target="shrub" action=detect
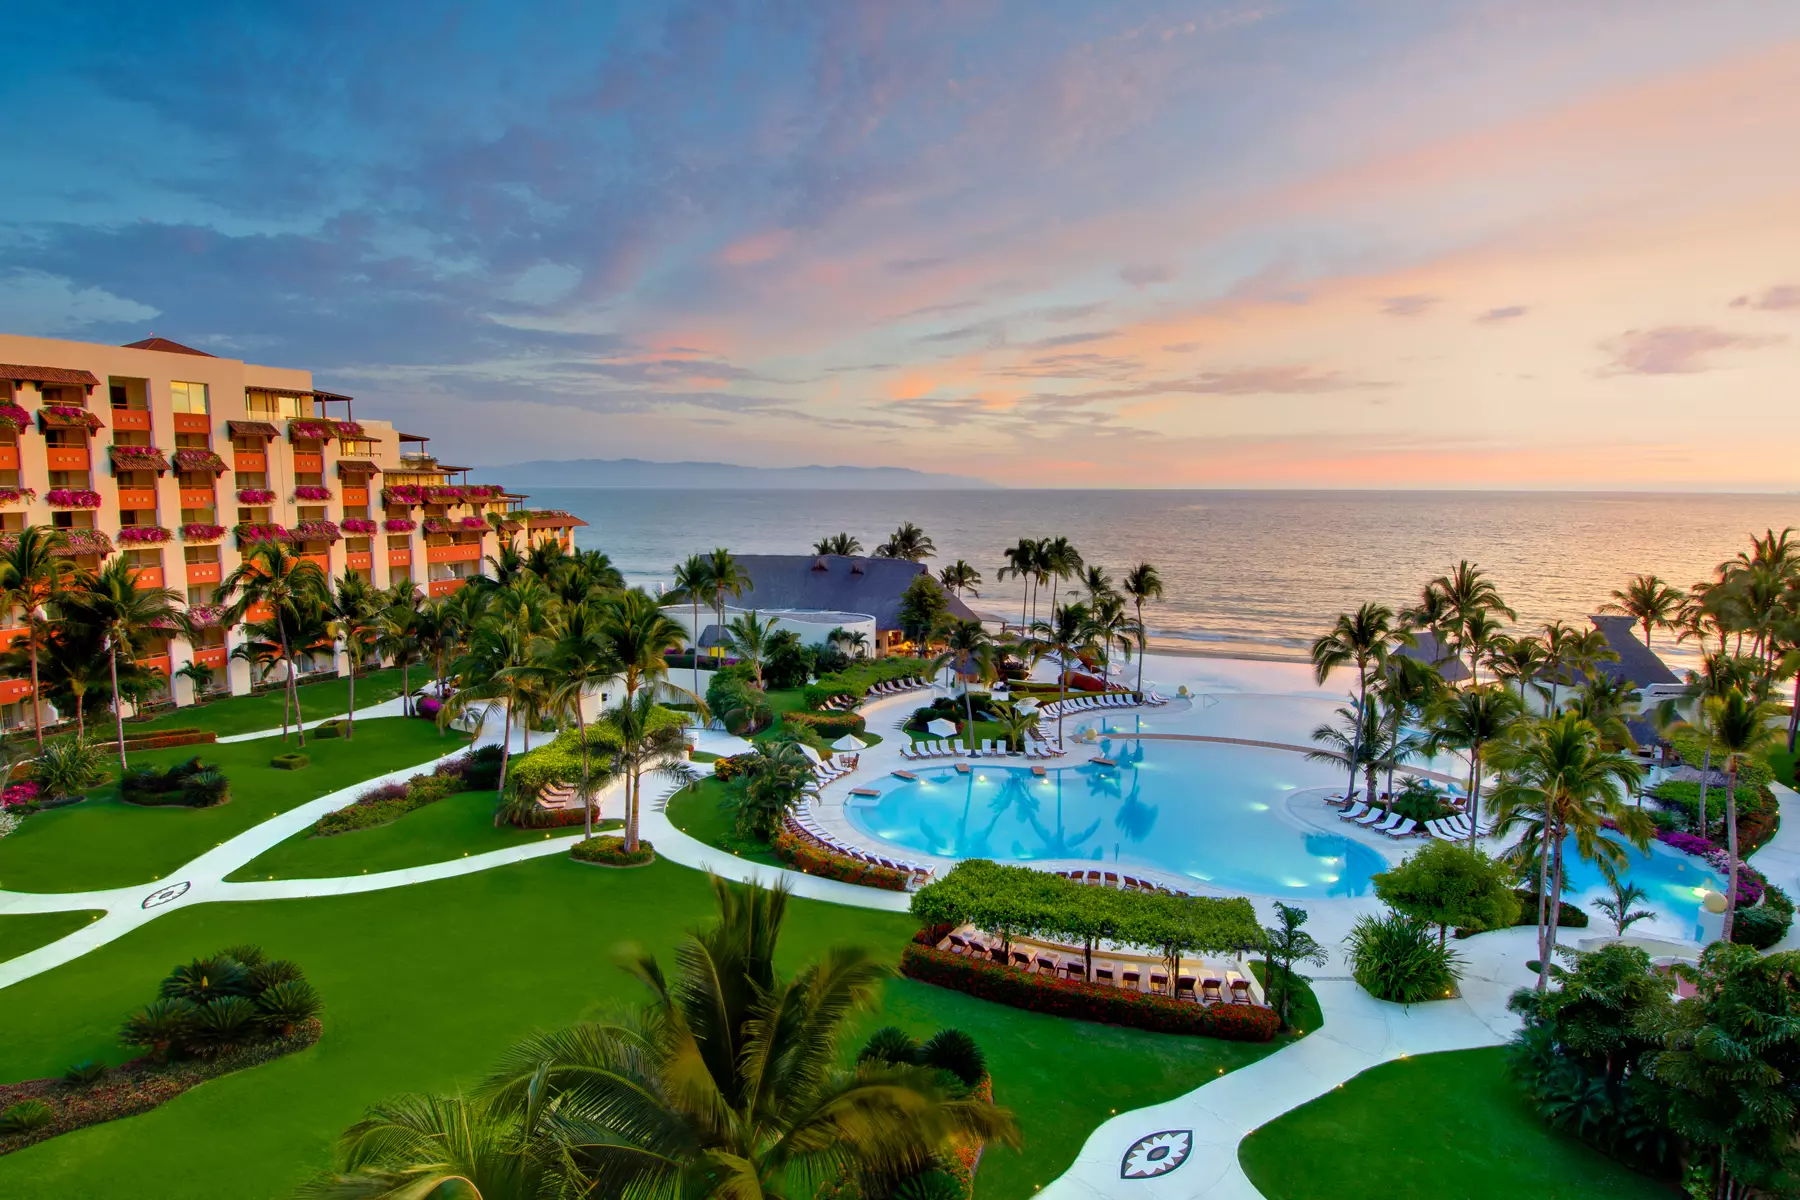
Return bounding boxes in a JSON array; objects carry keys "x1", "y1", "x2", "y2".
[
  {"x1": 185, "y1": 996, "x2": 262, "y2": 1057},
  {"x1": 312, "y1": 719, "x2": 345, "y2": 739},
  {"x1": 893, "y1": 1171, "x2": 964, "y2": 1200},
  {"x1": 1372, "y1": 840, "x2": 1519, "y2": 943},
  {"x1": 1498, "y1": 888, "x2": 1590, "y2": 931},
  {"x1": 461, "y1": 743, "x2": 504, "y2": 791},
  {"x1": 709, "y1": 674, "x2": 771, "y2": 735},
  {"x1": 256, "y1": 980, "x2": 324, "y2": 1036},
  {"x1": 119, "y1": 730, "x2": 218, "y2": 751},
  {"x1": 248, "y1": 959, "x2": 304, "y2": 991},
  {"x1": 1732, "y1": 905, "x2": 1790, "y2": 950},
  {"x1": 270, "y1": 753, "x2": 309, "y2": 770},
  {"x1": 780, "y1": 709, "x2": 867, "y2": 737},
  {"x1": 803, "y1": 656, "x2": 934, "y2": 710},
  {"x1": 1345, "y1": 913, "x2": 1464, "y2": 1004},
  {"x1": 120, "y1": 998, "x2": 198, "y2": 1061},
  {"x1": 772, "y1": 832, "x2": 911, "y2": 891},
  {"x1": 62, "y1": 1060, "x2": 106, "y2": 1086},
  {"x1": 859, "y1": 1026, "x2": 920, "y2": 1067},
  {"x1": 920, "y1": 1029, "x2": 986, "y2": 1088},
  {"x1": 161, "y1": 955, "x2": 251, "y2": 1004},
  {"x1": 31, "y1": 736, "x2": 108, "y2": 803},
  {"x1": 711, "y1": 753, "x2": 754, "y2": 783},
  {"x1": 0, "y1": 1099, "x2": 54, "y2": 1134},
  {"x1": 311, "y1": 770, "x2": 458, "y2": 836},
  {"x1": 570, "y1": 834, "x2": 654, "y2": 866},
  {"x1": 898, "y1": 944, "x2": 1280, "y2": 1041},
  {"x1": 179, "y1": 770, "x2": 231, "y2": 808}
]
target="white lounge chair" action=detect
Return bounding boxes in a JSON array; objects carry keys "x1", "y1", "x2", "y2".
[
  {"x1": 1383, "y1": 817, "x2": 1418, "y2": 839},
  {"x1": 1338, "y1": 801, "x2": 1369, "y2": 821},
  {"x1": 1368, "y1": 811, "x2": 1404, "y2": 834},
  {"x1": 1353, "y1": 806, "x2": 1387, "y2": 827}
]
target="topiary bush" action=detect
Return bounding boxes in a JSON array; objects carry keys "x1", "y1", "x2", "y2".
[
  {"x1": 270, "y1": 753, "x2": 309, "y2": 770},
  {"x1": 120, "y1": 945, "x2": 324, "y2": 1063},
  {"x1": 1345, "y1": 912, "x2": 1464, "y2": 1005},
  {"x1": 312, "y1": 718, "x2": 346, "y2": 739},
  {"x1": 570, "y1": 834, "x2": 655, "y2": 867}
]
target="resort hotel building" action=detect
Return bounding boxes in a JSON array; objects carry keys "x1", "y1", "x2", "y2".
[{"x1": 0, "y1": 332, "x2": 585, "y2": 726}]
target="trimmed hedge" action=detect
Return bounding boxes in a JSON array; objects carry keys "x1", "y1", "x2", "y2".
[
  {"x1": 898, "y1": 942, "x2": 1279, "y2": 1041},
  {"x1": 120, "y1": 759, "x2": 229, "y2": 809},
  {"x1": 570, "y1": 835, "x2": 654, "y2": 866},
  {"x1": 270, "y1": 754, "x2": 309, "y2": 771},
  {"x1": 312, "y1": 719, "x2": 346, "y2": 739},
  {"x1": 780, "y1": 709, "x2": 866, "y2": 737},
  {"x1": 118, "y1": 731, "x2": 218, "y2": 752},
  {"x1": 802, "y1": 656, "x2": 933, "y2": 711},
  {"x1": 772, "y1": 832, "x2": 911, "y2": 891}
]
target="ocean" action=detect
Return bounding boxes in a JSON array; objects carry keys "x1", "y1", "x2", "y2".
[{"x1": 506, "y1": 488, "x2": 1799, "y2": 668}]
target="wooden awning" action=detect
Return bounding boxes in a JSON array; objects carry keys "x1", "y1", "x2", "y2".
[
  {"x1": 0, "y1": 364, "x2": 99, "y2": 388},
  {"x1": 109, "y1": 446, "x2": 170, "y2": 473},
  {"x1": 245, "y1": 384, "x2": 312, "y2": 399},
  {"x1": 336, "y1": 459, "x2": 382, "y2": 477},
  {"x1": 526, "y1": 510, "x2": 587, "y2": 529},
  {"x1": 227, "y1": 420, "x2": 280, "y2": 440},
  {"x1": 172, "y1": 448, "x2": 229, "y2": 475},
  {"x1": 37, "y1": 407, "x2": 105, "y2": 431}
]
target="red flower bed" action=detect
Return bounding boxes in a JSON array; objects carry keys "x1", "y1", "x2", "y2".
[
  {"x1": 772, "y1": 832, "x2": 910, "y2": 891},
  {"x1": 171, "y1": 448, "x2": 227, "y2": 473},
  {"x1": 898, "y1": 943, "x2": 1280, "y2": 1041},
  {"x1": 382, "y1": 484, "x2": 425, "y2": 506},
  {"x1": 287, "y1": 419, "x2": 335, "y2": 441},
  {"x1": 340, "y1": 517, "x2": 378, "y2": 534},
  {"x1": 46, "y1": 488, "x2": 101, "y2": 508},
  {"x1": 293, "y1": 485, "x2": 332, "y2": 501},
  {"x1": 459, "y1": 516, "x2": 487, "y2": 530},
  {"x1": 383, "y1": 518, "x2": 416, "y2": 533},
  {"x1": 0, "y1": 487, "x2": 37, "y2": 505},
  {"x1": 182, "y1": 523, "x2": 226, "y2": 541},
  {"x1": 334, "y1": 420, "x2": 366, "y2": 438},
  {"x1": 116, "y1": 526, "x2": 171, "y2": 544},
  {"x1": 0, "y1": 402, "x2": 29, "y2": 430},
  {"x1": 236, "y1": 488, "x2": 277, "y2": 504}
]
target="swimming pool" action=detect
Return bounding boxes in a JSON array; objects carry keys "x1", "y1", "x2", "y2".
[
  {"x1": 1558, "y1": 835, "x2": 1725, "y2": 942},
  {"x1": 846, "y1": 738, "x2": 1391, "y2": 898}
]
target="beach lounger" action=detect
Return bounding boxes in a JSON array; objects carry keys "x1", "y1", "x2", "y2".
[
  {"x1": 1338, "y1": 801, "x2": 1369, "y2": 821},
  {"x1": 1353, "y1": 806, "x2": 1386, "y2": 827},
  {"x1": 982, "y1": 739, "x2": 999, "y2": 756},
  {"x1": 1036, "y1": 954, "x2": 1059, "y2": 975},
  {"x1": 1122, "y1": 969, "x2": 1141, "y2": 991},
  {"x1": 1383, "y1": 817, "x2": 1418, "y2": 839},
  {"x1": 1149, "y1": 972, "x2": 1169, "y2": 995},
  {"x1": 1368, "y1": 811, "x2": 1404, "y2": 834},
  {"x1": 1175, "y1": 977, "x2": 1197, "y2": 1002},
  {"x1": 1229, "y1": 977, "x2": 1253, "y2": 1004},
  {"x1": 1201, "y1": 977, "x2": 1225, "y2": 1003}
]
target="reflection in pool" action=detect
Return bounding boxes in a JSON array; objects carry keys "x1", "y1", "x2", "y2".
[{"x1": 845, "y1": 739, "x2": 1390, "y2": 898}]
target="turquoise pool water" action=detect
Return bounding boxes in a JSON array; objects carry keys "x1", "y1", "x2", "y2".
[
  {"x1": 1558, "y1": 835, "x2": 1725, "y2": 941},
  {"x1": 846, "y1": 738, "x2": 1390, "y2": 897}
]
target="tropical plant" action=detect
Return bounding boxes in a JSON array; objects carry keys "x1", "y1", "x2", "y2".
[
  {"x1": 173, "y1": 659, "x2": 216, "y2": 699},
  {"x1": 721, "y1": 608, "x2": 777, "y2": 689},
  {"x1": 0, "y1": 1099, "x2": 55, "y2": 1134},
  {"x1": 1488, "y1": 714, "x2": 1649, "y2": 992},
  {"x1": 1344, "y1": 912, "x2": 1464, "y2": 1005},
  {"x1": 1429, "y1": 561, "x2": 1516, "y2": 678},
  {"x1": 216, "y1": 542, "x2": 330, "y2": 746},
  {"x1": 1706, "y1": 688, "x2": 1780, "y2": 941},
  {"x1": 604, "y1": 689, "x2": 697, "y2": 854},
  {"x1": 521, "y1": 601, "x2": 624, "y2": 839},
  {"x1": 935, "y1": 618, "x2": 996, "y2": 751},
  {"x1": 373, "y1": 592, "x2": 423, "y2": 718},
  {"x1": 896, "y1": 574, "x2": 950, "y2": 647},
  {"x1": 1310, "y1": 603, "x2": 1403, "y2": 803},
  {"x1": 996, "y1": 537, "x2": 1041, "y2": 630},
  {"x1": 1120, "y1": 562, "x2": 1164, "y2": 696},
  {"x1": 1594, "y1": 872, "x2": 1656, "y2": 937},
  {"x1": 31, "y1": 735, "x2": 108, "y2": 804},
  {"x1": 0, "y1": 525, "x2": 75, "y2": 751},
  {"x1": 1306, "y1": 702, "x2": 1382, "y2": 808},
  {"x1": 1604, "y1": 574, "x2": 1684, "y2": 650},
  {"x1": 669, "y1": 552, "x2": 714, "y2": 703},
  {"x1": 186, "y1": 995, "x2": 262, "y2": 1057},
  {"x1": 256, "y1": 979, "x2": 324, "y2": 1037},
  {"x1": 1021, "y1": 602, "x2": 1100, "y2": 742},
  {"x1": 322, "y1": 572, "x2": 379, "y2": 740},
  {"x1": 727, "y1": 739, "x2": 813, "y2": 842},
  {"x1": 706, "y1": 547, "x2": 751, "y2": 662},
  {"x1": 876, "y1": 521, "x2": 936, "y2": 562},
  {"x1": 120, "y1": 998, "x2": 197, "y2": 1062},
  {"x1": 1426, "y1": 683, "x2": 1524, "y2": 844},
  {"x1": 937, "y1": 559, "x2": 982, "y2": 599},
  {"x1": 1261, "y1": 902, "x2": 1328, "y2": 1030},
  {"x1": 814, "y1": 532, "x2": 863, "y2": 556},
  {"x1": 59, "y1": 555, "x2": 184, "y2": 770},
  {"x1": 1372, "y1": 839, "x2": 1520, "y2": 947}
]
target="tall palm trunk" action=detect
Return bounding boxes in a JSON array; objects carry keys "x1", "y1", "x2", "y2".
[
  {"x1": 282, "y1": 623, "x2": 307, "y2": 747},
  {"x1": 1722, "y1": 769, "x2": 1741, "y2": 942},
  {"x1": 1696, "y1": 744, "x2": 1712, "y2": 838},
  {"x1": 1536, "y1": 820, "x2": 1564, "y2": 993},
  {"x1": 964, "y1": 685, "x2": 976, "y2": 754},
  {"x1": 1134, "y1": 598, "x2": 1146, "y2": 696},
  {"x1": 1465, "y1": 747, "x2": 1484, "y2": 849},
  {"x1": 1787, "y1": 673, "x2": 1798, "y2": 754},
  {"x1": 28, "y1": 631, "x2": 42, "y2": 752},
  {"x1": 496, "y1": 705, "x2": 512, "y2": 800},
  {"x1": 1018, "y1": 585, "x2": 1028, "y2": 634},
  {"x1": 1344, "y1": 665, "x2": 1368, "y2": 801},
  {"x1": 576, "y1": 707, "x2": 593, "y2": 840},
  {"x1": 400, "y1": 656, "x2": 411, "y2": 718},
  {"x1": 623, "y1": 768, "x2": 639, "y2": 853},
  {"x1": 691, "y1": 594, "x2": 701, "y2": 705},
  {"x1": 109, "y1": 643, "x2": 126, "y2": 771},
  {"x1": 345, "y1": 641, "x2": 356, "y2": 740}
]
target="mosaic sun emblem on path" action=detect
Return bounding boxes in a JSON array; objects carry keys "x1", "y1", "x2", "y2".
[
  {"x1": 1120, "y1": 1129, "x2": 1193, "y2": 1179},
  {"x1": 141, "y1": 881, "x2": 192, "y2": 910}
]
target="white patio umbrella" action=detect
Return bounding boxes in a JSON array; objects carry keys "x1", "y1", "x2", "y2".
[
  {"x1": 832, "y1": 733, "x2": 868, "y2": 752},
  {"x1": 926, "y1": 717, "x2": 958, "y2": 737},
  {"x1": 797, "y1": 743, "x2": 824, "y2": 765}
]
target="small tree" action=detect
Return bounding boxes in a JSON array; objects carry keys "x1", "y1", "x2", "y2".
[
  {"x1": 1372, "y1": 838, "x2": 1521, "y2": 948},
  {"x1": 1594, "y1": 869, "x2": 1655, "y2": 938},
  {"x1": 896, "y1": 574, "x2": 950, "y2": 648},
  {"x1": 1262, "y1": 901, "x2": 1328, "y2": 1030}
]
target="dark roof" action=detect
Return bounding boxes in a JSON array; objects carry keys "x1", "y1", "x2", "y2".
[
  {"x1": 0, "y1": 363, "x2": 100, "y2": 387},
  {"x1": 696, "y1": 624, "x2": 729, "y2": 649},
  {"x1": 1394, "y1": 631, "x2": 1471, "y2": 682},
  {"x1": 122, "y1": 336, "x2": 215, "y2": 357},
  {"x1": 246, "y1": 384, "x2": 312, "y2": 398},
  {"x1": 336, "y1": 459, "x2": 382, "y2": 477},
  {"x1": 1587, "y1": 615, "x2": 1679, "y2": 687},
  {"x1": 227, "y1": 419, "x2": 280, "y2": 439},
  {"x1": 722, "y1": 554, "x2": 977, "y2": 631},
  {"x1": 312, "y1": 389, "x2": 354, "y2": 403},
  {"x1": 1624, "y1": 717, "x2": 1663, "y2": 748}
]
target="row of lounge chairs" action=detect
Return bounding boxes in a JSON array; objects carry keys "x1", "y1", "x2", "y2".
[
  {"x1": 1426, "y1": 813, "x2": 1491, "y2": 839},
  {"x1": 939, "y1": 934, "x2": 1257, "y2": 1004},
  {"x1": 899, "y1": 740, "x2": 965, "y2": 760},
  {"x1": 782, "y1": 811, "x2": 933, "y2": 886},
  {"x1": 1023, "y1": 737, "x2": 1064, "y2": 758},
  {"x1": 1036, "y1": 691, "x2": 1162, "y2": 719},
  {"x1": 818, "y1": 676, "x2": 934, "y2": 713},
  {"x1": 1335, "y1": 800, "x2": 1421, "y2": 839},
  {"x1": 1045, "y1": 867, "x2": 1194, "y2": 896}
]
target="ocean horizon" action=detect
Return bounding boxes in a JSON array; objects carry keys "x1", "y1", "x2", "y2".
[{"x1": 495, "y1": 486, "x2": 1800, "y2": 668}]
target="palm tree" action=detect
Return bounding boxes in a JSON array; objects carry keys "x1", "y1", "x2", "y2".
[
  {"x1": 1707, "y1": 689, "x2": 1779, "y2": 942},
  {"x1": 172, "y1": 659, "x2": 215, "y2": 701},
  {"x1": 1089, "y1": 593, "x2": 1138, "y2": 683},
  {"x1": 1079, "y1": 564, "x2": 1114, "y2": 605},
  {"x1": 1427, "y1": 684, "x2": 1525, "y2": 846},
  {"x1": 1307, "y1": 703, "x2": 1382, "y2": 807},
  {"x1": 937, "y1": 559, "x2": 982, "y2": 599},
  {"x1": 1565, "y1": 675, "x2": 1640, "y2": 750},
  {"x1": 996, "y1": 538, "x2": 1040, "y2": 632},
  {"x1": 875, "y1": 521, "x2": 935, "y2": 562},
  {"x1": 1430, "y1": 562, "x2": 1514, "y2": 679},
  {"x1": 442, "y1": 615, "x2": 533, "y2": 797},
  {"x1": 1485, "y1": 633, "x2": 1548, "y2": 705},
  {"x1": 1539, "y1": 620, "x2": 1607, "y2": 711},
  {"x1": 1488, "y1": 714, "x2": 1649, "y2": 992},
  {"x1": 814, "y1": 532, "x2": 862, "y2": 556},
  {"x1": 323, "y1": 572, "x2": 378, "y2": 740},
  {"x1": 1038, "y1": 536, "x2": 1084, "y2": 608},
  {"x1": 1120, "y1": 563, "x2": 1164, "y2": 697},
  {"x1": 669, "y1": 553, "x2": 713, "y2": 703},
  {"x1": 1310, "y1": 603, "x2": 1403, "y2": 802},
  {"x1": 1022, "y1": 603, "x2": 1100, "y2": 743},
  {"x1": 1457, "y1": 608, "x2": 1504, "y2": 687},
  {"x1": 520, "y1": 602, "x2": 624, "y2": 840},
  {"x1": 936, "y1": 619, "x2": 995, "y2": 752},
  {"x1": 374, "y1": 595, "x2": 423, "y2": 719},
  {"x1": 598, "y1": 588, "x2": 691, "y2": 702},
  {"x1": 0, "y1": 526, "x2": 75, "y2": 751},
  {"x1": 217, "y1": 542, "x2": 329, "y2": 747},
  {"x1": 721, "y1": 609, "x2": 777, "y2": 689},
  {"x1": 605, "y1": 688, "x2": 697, "y2": 854},
  {"x1": 706, "y1": 548, "x2": 750, "y2": 663},
  {"x1": 61, "y1": 556, "x2": 183, "y2": 770},
  {"x1": 1604, "y1": 574, "x2": 1683, "y2": 650},
  {"x1": 1657, "y1": 652, "x2": 1751, "y2": 839}
]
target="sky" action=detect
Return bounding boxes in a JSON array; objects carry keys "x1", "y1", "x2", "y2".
[{"x1": 3, "y1": 1, "x2": 1799, "y2": 490}]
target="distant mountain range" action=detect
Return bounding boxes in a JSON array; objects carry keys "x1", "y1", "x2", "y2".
[{"x1": 473, "y1": 458, "x2": 998, "y2": 490}]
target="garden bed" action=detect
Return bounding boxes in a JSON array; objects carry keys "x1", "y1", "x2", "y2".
[
  {"x1": 772, "y1": 831, "x2": 911, "y2": 891},
  {"x1": 570, "y1": 834, "x2": 654, "y2": 867}
]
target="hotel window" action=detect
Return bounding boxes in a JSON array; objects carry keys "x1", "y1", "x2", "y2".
[
  {"x1": 180, "y1": 506, "x2": 217, "y2": 526},
  {"x1": 387, "y1": 534, "x2": 410, "y2": 551},
  {"x1": 119, "y1": 509, "x2": 157, "y2": 529},
  {"x1": 40, "y1": 385, "x2": 85, "y2": 408},
  {"x1": 109, "y1": 378, "x2": 149, "y2": 410},
  {"x1": 0, "y1": 469, "x2": 18, "y2": 489},
  {"x1": 170, "y1": 381, "x2": 210, "y2": 414},
  {"x1": 339, "y1": 437, "x2": 377, "y2": 456},
  {"x1": 124, "y1": 549, "x2": 162, "y2": 572},
  {"x1": 0, "y1": 512, "x2": 22, "y2": 534},
  {"x1": 298, "y1": 506, "x2": 326, "y2": 521},
  {"x1": 48, "y1": 471, "x2": 91, "y2": 489},
  {"x1": 174, "y1": 432, "x2": 210, "y2": 449},
  {"x1": 51, "y1": 511, "x2": 95, "y2": 530},
  {"x1": 184, "y1": 547, "x2": 220, "y2": 567}
]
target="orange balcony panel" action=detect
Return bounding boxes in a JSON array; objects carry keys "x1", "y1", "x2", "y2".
[
  {"x1": 0, "y1": 627, "x2": 27, "y2": 651},
  {"x1": 387, "y1": 549, "x2": 412, "y2": 567},
  {"x1": 172, "y1": 414, "x2": 211, "y2": 435},
  {"x1": 46, "y1": 446, "x2": 90, "y2": 471},
  {"x1": 192, "y1": 646, "x2": 228, "y2": 670},
  {"x1": 117, "y1": 487, "x2": 158, "y2": 509},
  {"x1": 302, "y1": 553, "x2": 331, "y2": 573},
  {"x1": 132, "y1": 567, "x2": 166, "y2": 590},
  {"x1": 0, "y1": 678, "x2": 32, "y2": 704},
  {"x1": 342, "y1": 486, "x2": 368, "y2": 506},
  {"x1": 428, "y1": 578, "x2": 466, "y2": 598},
  {"x1": 292, "y1": 452, "x2": 323, "y2": 473},
  {"x1": 426, "y1": 543, "x2": 482, "y2": 564},
  {"x1": 247, "y1": 601, "x2": 275, "y2": 622},
  {"x1": 233, "y1": 451, "x2": 266, "y2": 473},
  {"x1": 0, "y1": 445, "x2": 17, "y2": 470},
  {"x1": 179, "y1": 488, "x2": 214, "y2": 509},
  {"x1": 112, "y1": 409, "x2": 152, "y2": 432},
  {"x1": 137, "y1": 654, "x2": 172, "y2": 677},
  {"x1": 347, "y1": 551, "x2": 373, "y2": 570},
  {"x1": 186, "y1": 562, "x2": 221, "y2": 585}
]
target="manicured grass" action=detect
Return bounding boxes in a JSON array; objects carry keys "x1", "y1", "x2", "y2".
[
  {"x1": 132, "y1": 668, "x2": 411, "y2": 736},
  {"x1": 225, "y1": 789, "x2": 605, "y2": 882},
  {"x1": 662, "y1": 777, "x2": 783, "y2": 867},
  {"x1": 0, "y1": 855, "x2": 1273, "y2": 1199},
  {"x1": 750, "y1": 687, "x2": 814, "y2": 743},
  {"x1": 1766, "y1": 747, "x2": 1797, "y2": 791},
  {"x1": 0, "y1": 718, "x2": 460, "y2": 894},
  {"x1": 1237, "y1": 1048, "x2": 1677, "y2": 1200},
  {"x1": 0, "y1": 911, "x2": 103, "y2": 964}
]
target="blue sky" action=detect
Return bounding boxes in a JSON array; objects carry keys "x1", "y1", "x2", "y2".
[{"x1": 4, "y1": 1, "x2": 1799, "y2": 487}]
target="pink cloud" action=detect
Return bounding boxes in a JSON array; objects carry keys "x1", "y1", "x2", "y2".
[{"x1": 1603, "y1": 325, "x2": 1782, "y2": 374}]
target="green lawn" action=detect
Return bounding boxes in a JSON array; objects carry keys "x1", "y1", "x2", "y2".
[
  {"x1": 0, "y1": 910, "x2": 104, "y2": 963},
  {"x1": 0, "y1": 854, "x2": 1288, "y2": 1199},
  {"x1": 662, "y1": 777, "x2": 783, "y2": 867},
  {"x1": 1237, "y1": 1048, "x2": 1677, "y2": 1200},
  {"x1": 132, "y1": 668, "x2": 412, "y2": 736},
  {"x1": 0, "y1": 718, "x2": 461, "y2": 894},
  {"x1": 1767, "y1": 746, "x2": 1797, "y2": 791},
  {"x1": 225, "y1": 789, "x2": 608, "y2": 882}
]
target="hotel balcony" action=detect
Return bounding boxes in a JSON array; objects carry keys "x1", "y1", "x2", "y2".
[
  {"x1": 0, "y1": 444, "x2": 17, "y2": 471},
  {"x1": 117, "y1": 487, "x2": 158, "y2": 509},
  {"x1": 186, "y1": 560, "x2": 221, "y2": 585},
  {"x1": 111, "y1": 408, "x2": 152, "y2": 432},
  {"x1": 132, "y1": 566, "x2": 166, "y2": 589},
  {"x1": 192, "y1": 646, "x2": 228, "y2": 671},
  {"x1": 425, "y1": 541, "x2": 482, "y2": 564},
  {"x1": 137, "y1": 653, "x2": 172, "y2": 676},
  {"x1": 387, "y1": 547, "x2": 412, "y2": 568},
  {"x1": 0, "y1": 678, "x2": 33, "y2": 704},
  {"x1": 172, "y1": 413, "x2": 210, "y2": 436},
  {"x1": 46, "y1": 446, "x2": 90, "y2": 471},
  {"x1": 233, "y1": 449, "x2": 267, "y2": 473},
  {"x1": 428, "y1": 578, "x2": 467, "y2": 598},
  {"x1": 292, "y1": 451, "x2": 324, "y2": 473}
]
